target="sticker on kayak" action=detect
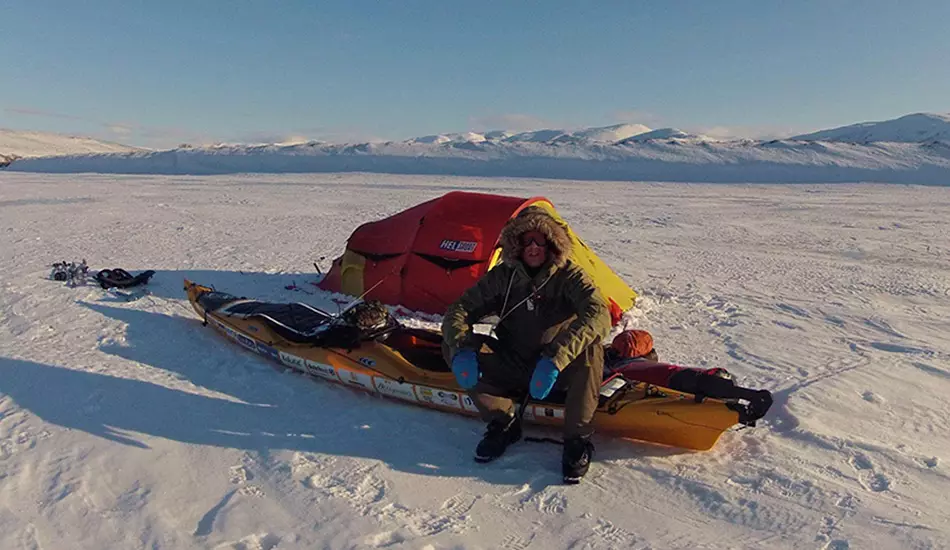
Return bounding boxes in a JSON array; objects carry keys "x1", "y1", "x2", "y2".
[
  {"x1": 535, "y1": 406, "x2": 564, "y2": 419},
  {"x1": 416, "y1": 386, "x2": 463, "y2": 410},
  {"x1": 278, "y1": 351, "x2": 306, "y2": 372},
  {"x1": 461, "y1": 395, "x2": 480, "y2": 413},
  {"x1": 305, "y1": 360, "x2": 339, "y2": 381},
  {"x1": 235, "y1": 333, "x2": 258, "y2": 351},
  {"x1": 218, "y1": 323, "x2": 238, "y2": 341},
  {"x1": 340, "y1": 369, "x2": 373, "y2": 390},
  {"x1": 256, "y1": 342, "x2": 280, "y2": 361},
  {"x1": 518, "y1": 404, "x2": 535, "y2": 421},
  {"x1": 373, "y1": 377, "x2": 418, "y2": 403}
]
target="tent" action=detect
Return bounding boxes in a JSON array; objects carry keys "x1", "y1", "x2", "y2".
[{"x1": 318, "y1": 191, "x2": 637, "y2": 318}]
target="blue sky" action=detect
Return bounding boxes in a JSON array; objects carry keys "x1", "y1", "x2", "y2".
[{"x1": 2, "y1": 1, "x2": 948, "y2": 148}]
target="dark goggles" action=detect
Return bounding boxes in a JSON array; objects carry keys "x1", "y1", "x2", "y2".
[{"x1": 521, "y1": 234, "x2": 547, "y2": 247}]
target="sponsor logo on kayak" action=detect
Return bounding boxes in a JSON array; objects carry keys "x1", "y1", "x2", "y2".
[
  {"x1": 256, "y1": 343, "x2": 280, "y2": 361},
  {"x1": 461, "y1": 395, "x2": 480, "y2": 413},
  {"x1": 219, "y1": 324, "x2": 237, "y2": 340},
  {"x1": 235, "y1": 333, "x2": 257, "y2": 351},
  {"x1": 416, "y1": 385, "x2": 462, "y2": 410},
  {"x1": 540, "y1": 407, "x2": 564, "y2": 419},
  {"x1": 439, "y1": 239, "x2": 478, "y2": 253},
  {"x1": 341, "y1": 370, "x2": 373, "y2": 389},
  {"x1": 373, "y1": 377, "x2": 417, "y2": 402},
  {"x1": 279, "y1": 351, "x2": 306, "y2": 372},
  {"x1": 247, "y1": 324, "x2": 259, "y2": 332},
  {"x1": 305, "y1": 360, "x2": 339, "y2": 381},
  {"x1": 359, "y1": 357, "x2": 376, "y2": 368}
]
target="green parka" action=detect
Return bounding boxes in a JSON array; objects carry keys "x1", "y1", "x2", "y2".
[{"x1": 442, "y1": 207, "x2": 611, "y2": 371}]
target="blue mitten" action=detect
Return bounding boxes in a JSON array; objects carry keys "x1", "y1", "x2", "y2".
[
  {"x1": 451, "y1": 349, "x2": 480, "y2": 390},
  {"x1": 529, "y1": 357, "x2": 560, "y2": 400}
]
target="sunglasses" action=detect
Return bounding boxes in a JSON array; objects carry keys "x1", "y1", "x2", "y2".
[{"x1": 521, "y1": 234, "x2": 547, "y2": 247}]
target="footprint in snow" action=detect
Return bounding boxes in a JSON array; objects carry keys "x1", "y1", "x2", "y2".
[
  {"x1": 848, "y1": 453, "x2": 873, "y2": 471},
  {"x1": 213, "y1": 532, "x2": 281, "y2": 550},
  {"x1": 847, "y1": 453, "x2": 891, "y2": 492},
  {"x1": 861, "y1": 391, "x2": 884, "y2": 404},
  {"x1": 229, "y1": 465, "x2": 252, "y2": 484}
]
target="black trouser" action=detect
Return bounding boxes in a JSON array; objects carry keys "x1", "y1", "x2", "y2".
[{"x1": 445, "y1": 335, "x2": 604, "y2": 439}]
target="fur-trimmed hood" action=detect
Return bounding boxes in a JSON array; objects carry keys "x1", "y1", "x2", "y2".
[{"x1": 499, "y1": 206, "x2": 573, "y2": 268}]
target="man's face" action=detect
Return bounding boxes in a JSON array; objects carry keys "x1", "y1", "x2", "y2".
[{"x1": 520, "y1": 230, "x2": 548, "y2": 268}]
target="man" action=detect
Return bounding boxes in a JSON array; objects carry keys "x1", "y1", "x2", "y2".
[{"x1": 441, "y1": 206, "x2": 611, "y2": 483}]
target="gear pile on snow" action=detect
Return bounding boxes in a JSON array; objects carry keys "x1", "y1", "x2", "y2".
[
  {"x1": 50, "y1": 260, "x2": 89, "y2": 286},
  {"x1": 49, "y1": 261, "x2": 156, "y2": 301}
]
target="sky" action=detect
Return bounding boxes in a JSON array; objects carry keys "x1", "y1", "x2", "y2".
[{"x1": 2, "y1": 1, "x2": 949, "y2": 149}]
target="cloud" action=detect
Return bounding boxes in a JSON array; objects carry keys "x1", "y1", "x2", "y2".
[
  {"x1": 229, "y1": 127, "x2": 384, "y2": 146},
  {"x1": 5, "y1": 107, "x2": 85, "y2": 121},
  {"x1": 105, "y1": 124, "x2": 134, "y2": 136},
  {"x1": 689, "y1": 124, "x2": 806, "y2": 141},
  {"x1": 608, "y1": 110, "x2": 664, "y2": 127},
  {"x1": 469, "y1": 113, "x2": 553, "y2": 132}
]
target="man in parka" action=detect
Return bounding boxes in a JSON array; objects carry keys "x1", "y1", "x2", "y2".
[{"x1": 441, "y1": 206, "x2": 611, "y2": 483}]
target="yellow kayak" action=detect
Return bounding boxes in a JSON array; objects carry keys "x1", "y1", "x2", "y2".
[{"x1": 185, "y1": 279, "x2": 747, "y2": 451}]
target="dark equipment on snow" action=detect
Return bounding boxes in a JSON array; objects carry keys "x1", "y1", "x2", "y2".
[{"x1": 94, "y1": 268, "x2": 156, "y2": 290}]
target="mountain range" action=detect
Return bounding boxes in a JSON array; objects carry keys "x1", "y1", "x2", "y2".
[{"x1": 3, "y1": 113, "x2": 950, "y2": 184}]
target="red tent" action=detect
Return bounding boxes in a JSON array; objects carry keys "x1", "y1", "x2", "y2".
[
  {"x1": 319, "y1": 191, "x2": 538, "y2": 314},
  {"x1": 318, "y1": 191, "x2": 637, "y2": 317}
]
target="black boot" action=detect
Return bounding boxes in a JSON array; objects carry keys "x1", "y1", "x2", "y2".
[
  {"x1": 562, "y1": 435, "x2": 594, "y2": 483},
  {"x1": 474, "y1": 415, "x2": 522, "y2": 463}
]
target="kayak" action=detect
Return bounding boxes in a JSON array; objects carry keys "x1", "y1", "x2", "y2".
[{"x1": 184, "y1": 279, "x2": 759, "y2": 451}]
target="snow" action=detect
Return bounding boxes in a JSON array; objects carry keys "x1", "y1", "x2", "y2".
[
  {"x1": 619, "y1": 127, "x2": 702, "y2": 142},
  {"x1": 792, "y1": 113, "x2": 950, "y2": 143},
  {"x1": 2, "y1": 172, "x2": 949, "y2": 549},
  {"x1": 0, "y1": 128, "x2": 143, "y2": 159},
  {"x1": 569, "y1": 123, "x2": 653, "y2": 143}
]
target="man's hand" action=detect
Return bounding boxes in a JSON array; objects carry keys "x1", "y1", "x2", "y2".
[
  {"x1": 451, "y1": 349, "x2": 480, "y2": 390},
  {"x1": 529, "y1": 357, "x2": 559, "y2": 400}
]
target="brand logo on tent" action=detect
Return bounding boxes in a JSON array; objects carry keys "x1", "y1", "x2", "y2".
[{"x1": 439, "y1": 239, "x2": 477, "y2": 253}]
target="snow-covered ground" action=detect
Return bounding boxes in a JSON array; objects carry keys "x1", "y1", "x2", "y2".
[{"x1": 2, "y1": 172, "x2": 949, "y2": 549}]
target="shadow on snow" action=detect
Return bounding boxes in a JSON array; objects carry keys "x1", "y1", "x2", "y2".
[{"x1": 2, "y1": 281, "x2": 684, "y2": 485}]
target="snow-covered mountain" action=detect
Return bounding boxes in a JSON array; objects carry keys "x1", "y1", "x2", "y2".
[
  {"x1": 407, "y1": 132, "x2": 489, "y2": 145},
  {"x1": 0, "y1": 128, "x2": 142, "y2": 159},
  {"x1": 406, "y1": 124, "x2": 656, "y2": 146},
  {"x1": 568, "y1": 123, "x2": 652, "y2": 142},
  {"x1": 618, "y1": 127, "x2": 704, "y2": 142},
  {"x1": 10, "y1": 134, "x2": 950, "y2": 184},
  {"x1": 792, "y1": 112, "x2": 950, "y2": 143},
  {"x1": 5, "y1": 113, "x2": 950, "y2": 184}
]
